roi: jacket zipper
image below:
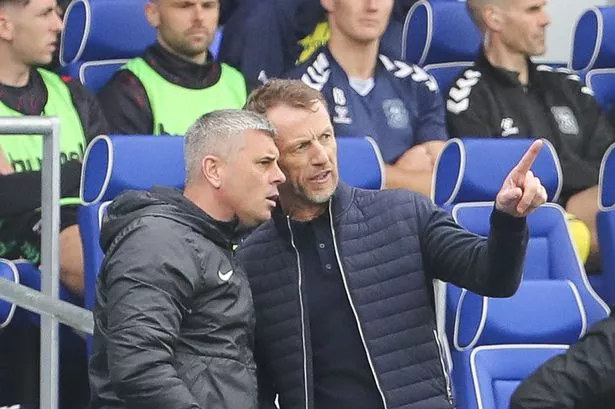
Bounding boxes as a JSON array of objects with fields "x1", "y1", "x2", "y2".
[
  {"x1": 327, "y1": 205, "x2": 389, "y2": 409},
  {"x1": 433, "y1": 329, "x2": 454, "y2": 404},
  {"x1": 287, "y1": 217, "x2": 310, "y2": 409}
]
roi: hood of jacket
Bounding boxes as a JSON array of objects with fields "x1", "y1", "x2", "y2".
[{"x1": 100, "y1": 186, "x2": 239, "y2": 252}]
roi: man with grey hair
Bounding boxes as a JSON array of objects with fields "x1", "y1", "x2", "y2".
[
  {"x1": 88, "y1": 109, "x2": 285, "y2": 409},
  {"x1": 446, "y1": 0, "x2": 615, "y2": 272}
]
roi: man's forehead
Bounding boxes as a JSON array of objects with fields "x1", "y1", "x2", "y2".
[{"x1": 268, "y1": 103, "x2": 331, "y2": 134}]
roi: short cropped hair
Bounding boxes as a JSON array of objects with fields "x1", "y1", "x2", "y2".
[
  {"x1": 245, "y1": 79, "x2": 328, "y2": 115},
  {"x1": 0, "y1": 0, "x2": 30, "y2": 7},
  {"x1": 184, "y1": 109, "x2": 276, "y2": 184}
]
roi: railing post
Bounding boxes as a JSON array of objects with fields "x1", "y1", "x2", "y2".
[{"x1": 0, "y1": 117, "x2": 61, "y2": 409}]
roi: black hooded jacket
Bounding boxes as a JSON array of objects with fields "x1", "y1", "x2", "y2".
[{"x1": 88, "y1": 187, "x2": 257, "y2": 409}]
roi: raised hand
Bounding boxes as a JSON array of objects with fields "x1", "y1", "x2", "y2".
[{"x1": 495, "y1": 139, "x2": 548, "y2": 217}]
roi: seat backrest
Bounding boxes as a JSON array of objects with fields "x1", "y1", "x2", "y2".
[
  {"x1": 599, "y1": 142, "x2": 615, "y2": 211},
  {"x1": 584, "y1": 68, "x2": 615, "y2": 112},
  {"x1": 0, "y1": 259, "x2": 19, "y2": 328},
  {"x1": 596, "y1": 143, "x2": 615, "y2": 306},
  {"x1": 336, "y1": 136, "x2": 385, "y2": 190},
  {"x1": 60, "y1": 0, "x2": 154, "y2": 90},
  {"x1": 60, "y1": 0, "x2": 154, "y2": 67},
  {"x1": 402, "y1": 0, "x2": 481, "y2": 66},
  {"x1": 432, "y1": 138, "x2": 562, "y2": 206},
  {"x1": 79, "y1": 134, "x2": 186, "y2": 302},
  {"x1": 451, "y1": 203, "x2": 609, "y2": 326},
  {"x1": 424, "y1": 61, "x2": 474, "y2": 95},
  {"x1": 64, "y1": 60, "x2": 129, "y2": 93},
  {"x1": 468, "y1": 345, "x2": 568, "y2": 409},
  {"x1": 570, "y1": 6, "x2": 615, "y2": 73},
  {"x1": 80, "y1": 135, "x2": 186, "y2": 205}
]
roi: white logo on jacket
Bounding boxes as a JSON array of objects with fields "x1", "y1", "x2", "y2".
[
  {"x1": 383, "y1": 99, "x2": 409, "y2": 129},
  {"x1": 551, "y1": 106, "x2": 579, "y2": 135},
  {"x1": 331, "y1": 87, "x2": 352, "y2": 124},
  {"x1": 500, "y1": 118, "x2": 520, "y2": 137},
  {"x1": 447, "y1": 69, "x2": 482, "y2": 114},
  {"x1": 301, "y1": 53, "x2": 330, "y2": 92},
  {"x1": 218, "y1": 269, "x2": 234, "y2": 282}
]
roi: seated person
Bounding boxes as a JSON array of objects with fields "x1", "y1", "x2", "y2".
[
  {"x1": 285, "y1": 0, "x2": 447, "y2": 196},
  {"x1": 0, "y1": 0, "x2": 107, "y2": 297},
  {"x1": 219, "y1": 0, "x2": 413, "y2": 91},
  {"x1": 446, "y1": 0, "x2": 615, "y2": 270},
  {"x1": 509, "y1": 309, "x2": 615, "y2": 409},
  {"x1": 98, "y1": 0, "x2": 247, "y2": 135}
]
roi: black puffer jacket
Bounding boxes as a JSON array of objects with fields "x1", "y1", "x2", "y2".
[{"x1": 88, "y1": 187, "x2": 257, "y2": 409}]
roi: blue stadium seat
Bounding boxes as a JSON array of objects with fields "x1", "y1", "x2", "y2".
[
  {"x1": 336, "y1": 136, "x2": 385, "y2": 190},
  {"x1": 60, "y1": 0, "x2": 154, "y2": 90},
  {"x1": 432, "y1": 138, "x2": 610, "y2": 409},
  {"x1": 402, "y1": 0, "x2": 481, "y2": 66},
  {"x1": 79, "y1": 134, "x2": 186, "y2": 354},
  {"x1": 585, "y1": 68, "x2": 615, "y2": 112},
  {"x1": 597, "y1": 143, "x2": 615, "y2": 306},
  {"x1": 433, "y1": 138, "x2": 563, "y2": 207},
  {"x1": 445, "y1": 258, "x2": 601, "y2": 409},
  {"x1": 10, "y1": 260, "x2": 82, "y2": 326},
  {"x1": 0, "y1": 259, "x2": 19, "y2": 329},
  {"x1": 425, "y1": 61, "x2": 475, "y2": 99},
  {"x1": 59, "y1": 0, "x2": 223, "y2": 91},
  {"x1": 570, "y1": 6, "x2": 615, "y2": 74},
  {"x1": 469, "y1": 345, "x2": 568, "y2": 409}
]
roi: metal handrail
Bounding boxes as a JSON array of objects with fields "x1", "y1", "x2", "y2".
[{"x1": 0, "y1": 117, "x2": 71, "y2": 409}]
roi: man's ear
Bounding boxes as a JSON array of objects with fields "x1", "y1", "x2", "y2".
[
  {"x1": 144, "y1": 1, "x2": 160, "y2": 29},
  {"x1": 483, "y1": 4, "x2": 504, "y2": 32},
  {"x1": 320, "y1": 0, "x2": 334, "y2": 14},
  {"x1": 201, "y1": 155, "x2": 223, "y2": 189},
  {"x1": 0, "y1": 10, "x2": 15, "y2": 42}
]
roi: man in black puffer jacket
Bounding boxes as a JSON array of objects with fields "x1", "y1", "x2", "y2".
[
  {"x1": 88, "y1": 110, "x2": 286, "y2": 409},
  {"x1": 237, "y1": 79, "x2": 547, "y2": 409}
]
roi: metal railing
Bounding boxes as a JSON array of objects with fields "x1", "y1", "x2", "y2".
[{"x1": 0, "y1": 117, "x2": 94, "y2": 409}]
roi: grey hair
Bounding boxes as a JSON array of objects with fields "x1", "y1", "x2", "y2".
[{"x1": 184, "y1": 109, "x2": 276, "y2": 184}]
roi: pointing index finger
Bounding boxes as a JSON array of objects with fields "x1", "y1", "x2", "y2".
[{"x1": 514, "y1": 139, "x2": 544, "y2": 174}]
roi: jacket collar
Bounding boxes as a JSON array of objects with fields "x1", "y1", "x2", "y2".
[
  {"x1": 476, "y1": 47, "x2": 539, "y2": 88},
  {"x1": 271, "y1": 182, "x2": 355, "y2": 240}
]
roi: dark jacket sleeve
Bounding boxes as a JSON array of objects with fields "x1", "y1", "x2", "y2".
[
  {"x1": 66, "y1": 78, "x2": 109, "y2": 141},
  {"x1": 509, "y1": 313, "x2": 615, "y2": 409},
  {"x1": 97, "y1": 70, "x2": 154, "y2": 134},
  {"x1": 416, "y1": 195, "x2": 528, "y2": 297},
  {"x1": 0, "y1": 160, "x2": 81, "y2": 218},
  {"x1": 101, "y1": 220, "x2": 202, "y2": 409},
  {"x1": 446, "y1": 82, "x2": 498, "y2": 138}
]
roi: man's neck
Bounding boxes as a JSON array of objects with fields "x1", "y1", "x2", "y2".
[
  {"x1": 327, "y1": 33, "x2": 379, "y2": 80},
  {"x1": 282, "y1": 200, "x2": 328, "y2": 222},
  {"x1": 157, "y1": 35, "x2": 207, "y2": 65},
  {"x1": 484, "y1": 42, "x2": 530, "y2": 85},
  {"x1": 184, "y1": 183, "x2": 234, "y2": 222},
  {"x1": 0, "y1": 54, "x2": 32, "y2": 87}
]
